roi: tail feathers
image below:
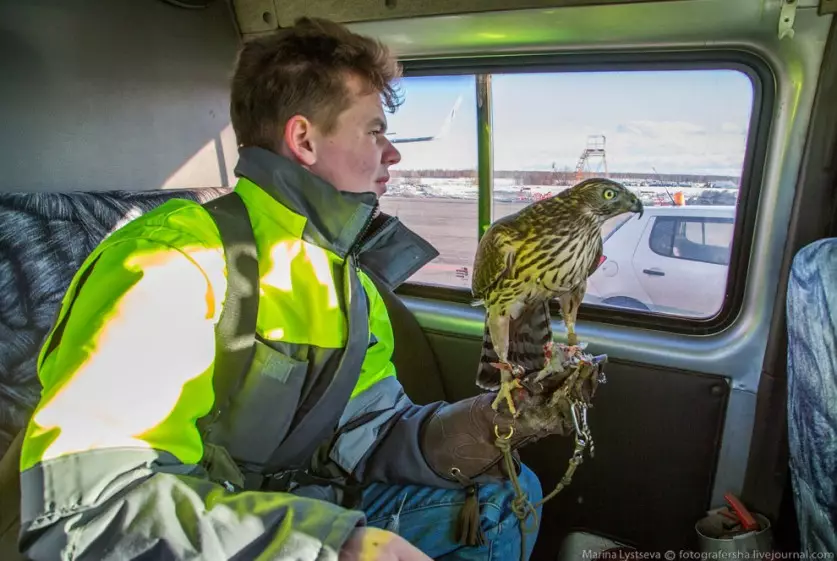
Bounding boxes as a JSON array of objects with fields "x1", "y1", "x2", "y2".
[{"x1": 474, "y1": 301, "x2": 553, "y2": 390}]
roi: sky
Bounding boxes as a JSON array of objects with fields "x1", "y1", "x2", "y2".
[{"x1": 384, "y1": 69, "x2": 754, "y2": 177}]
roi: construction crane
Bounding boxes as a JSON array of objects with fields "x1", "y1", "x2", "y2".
[{"x1": 574, "y1": 135, "x2": 609, "y2": 182}]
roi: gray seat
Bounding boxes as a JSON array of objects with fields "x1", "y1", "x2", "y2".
[
  {"x1": 373, "y1": 282, "x2": 447, "y2": 405},
  {"x1": 786, "y1": 237, "x2": 837, "y2": 554}
]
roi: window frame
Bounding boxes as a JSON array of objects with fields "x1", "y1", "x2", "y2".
[{"x1": 391, "y1": 50, "x2": 774, "y2": 336}]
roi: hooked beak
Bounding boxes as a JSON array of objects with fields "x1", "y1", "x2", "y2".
[{"x1": 631, "y1": 196, "x2": 644, "y2": 219}]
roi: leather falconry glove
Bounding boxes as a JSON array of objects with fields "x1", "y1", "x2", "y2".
[
  {"x1": 418, "y1": 356, "x2": 604, "y2": 546},
  {"x1": 420, "y1": 357, "x2": 602, "y2": 484}
]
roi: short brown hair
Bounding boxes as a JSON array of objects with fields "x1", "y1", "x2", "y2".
[{"x1": 230, "y1": 17, "x2": 403, "y2": 150}]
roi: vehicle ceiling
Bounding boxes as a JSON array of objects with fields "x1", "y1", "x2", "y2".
[
  {"x1": 233, "y1": 0, "x2": 685, "y2": 33},
  {"x1": 233, "y1": 0, "x2": 830, "y2": 62}
]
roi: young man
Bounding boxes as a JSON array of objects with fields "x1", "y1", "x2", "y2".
[{"x1": 17, "y1": 17, "x2": 568, "y2": 561}]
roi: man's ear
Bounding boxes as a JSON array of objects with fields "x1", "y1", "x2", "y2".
[{"x1": 281, "y1": 115, "x2": 318, "y2": 166}]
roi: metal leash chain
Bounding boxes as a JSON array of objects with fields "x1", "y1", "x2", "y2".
[{"x1": 494, "y1": 398, "x2": 595, "y2": 561}]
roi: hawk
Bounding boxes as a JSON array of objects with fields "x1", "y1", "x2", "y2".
[{"x1": 472, "y1": 178, "x2": 643, "y2": 415}]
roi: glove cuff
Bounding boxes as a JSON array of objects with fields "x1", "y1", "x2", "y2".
[{"x1": 419, "y1": 392, "x2": 552, "y2": 484}]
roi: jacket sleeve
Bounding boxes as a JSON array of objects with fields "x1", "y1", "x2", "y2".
[
  {"x1": 331, "y1": 377, "x2": 455, "y2": 489},
  {"x1": 327, "y1": 275, "x2": 457, "y2": 489},
  {"x1": 18, "y1": 229, "x2": 363, "y2": 561}
]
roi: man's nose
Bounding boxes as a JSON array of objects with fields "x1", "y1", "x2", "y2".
[{"x1": 383, "y1": 140, "x2": 401, "y2": 166}]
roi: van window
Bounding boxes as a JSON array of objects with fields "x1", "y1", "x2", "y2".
[
  {"x1": 378, "y1": 75, "x2": 478, "y2": 289},
  {"x1": 379, "y1": 65, "x2": 755, "y2": 323}
]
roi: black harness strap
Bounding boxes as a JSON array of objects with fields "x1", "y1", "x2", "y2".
[
  {"x1": 197, "y1": 192, "x2": 261, "y2": 438},
  {"x1": 198, "y1": 192, "x2": 366, "y2": 509},
  {"x1": 256, "y1": 408, "x2": 381, "y2": 508}
]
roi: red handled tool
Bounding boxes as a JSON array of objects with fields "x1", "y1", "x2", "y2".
[{"x1": 723, "y1": 492, "x2": 759, "y2": 532}]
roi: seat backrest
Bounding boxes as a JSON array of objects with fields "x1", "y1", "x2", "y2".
[
  {"x1": 372, "y1": 281, "x2": 448, "y2": 405},
  {"x1": 786, "y1": 237, "x2": 837, "y2": 554},
  {"x1": 0, "y1": 429, "x2": 23, "y2": 560}
]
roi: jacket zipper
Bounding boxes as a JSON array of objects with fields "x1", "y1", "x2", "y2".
[
  {"x1": 350, "y1": 204, "x2": 395, "y2": 267},
  {"x1": 351, "y1": 215, "x2": 375, "y2": 268}
]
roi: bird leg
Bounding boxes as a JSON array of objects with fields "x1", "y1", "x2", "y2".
[
  {"x1": 490, "y1": 363, "x2": 524, "y2": 417},
  {"x1": 558, "y1": 284, "x2": 585, "y2": 347},
  {"x1": 487, "y1": 313, "x2": 524, "y2": 416},
  {"x1": 561, "y1": 306, "x2": 578, "y2": 346}
]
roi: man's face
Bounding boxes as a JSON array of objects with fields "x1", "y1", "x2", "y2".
[{"x1": 298, "y1": 74, "x2": 401, "y2": 198}]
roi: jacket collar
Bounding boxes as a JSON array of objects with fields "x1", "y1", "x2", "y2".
[
  {"x1": 234, "y1": 146, "x2": 378, "y2": 258},
  {"x1": 233, "y1": 146, "x2": 440, "y2": 289}
]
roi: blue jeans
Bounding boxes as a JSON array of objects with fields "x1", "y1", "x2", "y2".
[
  {"x1": 787, "y1": 238, "x2": 837, "y2": 554},
  {"x1": 360, "y1": 463, "x2": 543, "y2": 560}
]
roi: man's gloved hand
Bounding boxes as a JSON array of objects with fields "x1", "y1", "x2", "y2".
[{"x1": 419, "y1": 357, "x2": 602, "y2": 485}]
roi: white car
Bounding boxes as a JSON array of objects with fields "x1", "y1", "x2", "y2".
[{"x1": 585, "y1": 205, "x2": 737, "y2": 318}]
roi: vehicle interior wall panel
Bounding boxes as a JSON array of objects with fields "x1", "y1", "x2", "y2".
[
  {"x1": 0, "y1": 0, "x2": 241, "y2": 193},
  {"x1": 424, "y1": 327, "x2": 730, "y2": 553},
  {"x1": 526, "y1": 360, "x2": 730, "y2": 554}
]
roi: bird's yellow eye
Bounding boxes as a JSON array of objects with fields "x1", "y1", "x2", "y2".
[{"x1": 603, "y1": 189, "x2": 616, "y2": 200}]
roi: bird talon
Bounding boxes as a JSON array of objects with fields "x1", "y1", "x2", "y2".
[{"x1": 491, "y1": 377, "x2": 523, "y2": 416}]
